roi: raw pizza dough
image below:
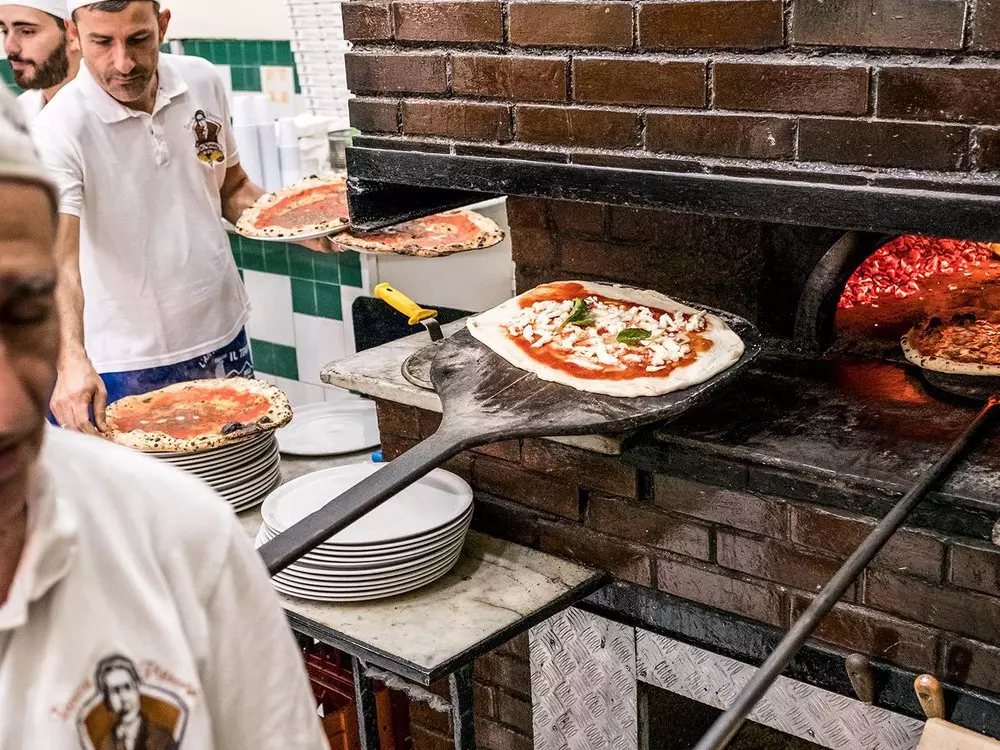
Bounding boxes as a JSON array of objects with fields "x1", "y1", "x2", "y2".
[
  {"x1": 331, "y1": 209, "x2": 505, "y2": 257},
  {"x1": 105, "y1": 378, "x2": 293, "y2": 453},
  {"x1": 467, "y1": 280, "x2": 745, "y2": 398},
  {"x1": 901, "y1": 308, "x2": 1000, "y2": 376},
  {"x1": 236, "y1": 175, "x2": 350, "y2": 239}
]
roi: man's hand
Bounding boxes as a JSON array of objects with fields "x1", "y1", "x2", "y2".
[
  {"x1": 50, "y1": 350, "x2": 108, "y2": 435},
  {"x1": 299, "y1": 235, "x2": 342, "y2": 254}
]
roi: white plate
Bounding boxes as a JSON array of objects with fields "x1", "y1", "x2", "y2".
[
  {"x1": 262, "y1": 463, "x2": 472, "y2": 545},
  {"x1": 271, "y1": 535, "x2": 466, "y2": 580},
  {"x1": 156, "y1": 433, "x2": 275, "y2": 467},
  {"x1": 271, "y1": 550, "x2": 462, "y2": 602},
  {"x1": 203, "y1": 447, "x2": 280, "y2": 490},
  {"x1": 236, "y1": 221, "x2": 351, "y2": 243},
  {"x1": 258, "y1": 505, "x2": 473, "y2": 558},
  {"x1": 277, "y1": 401, "x2": 380, "y2": 457},
  {"x1": 220, "y1": 464, "x2": 281, "y2": 504}
]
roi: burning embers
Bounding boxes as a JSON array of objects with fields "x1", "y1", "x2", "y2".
[{"x1": 840, "y1": 236, "x2": 1000, "y2": 309}]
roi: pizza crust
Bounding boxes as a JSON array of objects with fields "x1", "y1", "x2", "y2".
[
  {"x1": 331, "y1": 210, "x2": 506, "y2": 258},
  {"x1": 467, "y1": 281, "x2": 745, "y2": 398},
  {"x1": 105, "y1": 378, "x2": 293, "y2": 453},
  {"x1": 901, "y1": 311, "x2": 1000, "y2": 376},
  {"x1": 236, "y1": 175, "x2": 351, "y2": 240}
]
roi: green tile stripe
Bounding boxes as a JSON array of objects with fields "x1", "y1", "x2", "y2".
[
  {"x1": 180, "y1": 39, "x2": 299, "y2": 93},
  {"x1": 250, "y1": 338, "x2": 298, "y2": 380}
]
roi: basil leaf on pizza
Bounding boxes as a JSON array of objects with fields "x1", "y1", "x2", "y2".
[
  {"x1": 467, "y1": 281, "x2": 745, "y2": 398},
  {"x1": 104, "y1": 378, "x2": 293, "y2": 453}
]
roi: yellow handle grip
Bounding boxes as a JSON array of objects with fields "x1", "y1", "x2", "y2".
[{"x1": 375, "y1": 283, "x2": 438, "y2": 327}]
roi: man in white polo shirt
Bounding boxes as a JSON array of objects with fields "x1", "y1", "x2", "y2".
[
  {"x1": 0, "y1": 0, "x2": 80, "y2": 120},
  {"x1": 34, "y1": 0, "x2": 333, "y2": 434},
  {"x1": 0, "y1": 84, "x2": 327, "y2": 749}
]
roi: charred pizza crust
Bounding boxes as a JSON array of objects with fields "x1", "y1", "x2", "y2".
[
  {"x1": 331, "y1": 210, "x2": 505, "y2": 258},
  {"x1": 467, "y1": 281, "x2": 745, "y2": 398},
  {"x1": 902, "y1": 308, "x2": 1000, "y2": 376},
  {"x1": 105, "y1": 378, "x2": 293, "y2": 453},
  {"x1": 236, "y1": 175, "x2": 350, "y2": 239}
]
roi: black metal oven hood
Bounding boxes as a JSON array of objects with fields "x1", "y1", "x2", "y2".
[{"x1": 345, "y1": 145, "x2": 1000, "y2": 242}]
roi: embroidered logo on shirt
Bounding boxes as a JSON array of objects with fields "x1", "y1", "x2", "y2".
[
  {"x1": 75, "y1": 655, "x2": 189, "y2": 750},
  {"x1": 187, "y1": 109, "x2": 225, "y2": 165}
]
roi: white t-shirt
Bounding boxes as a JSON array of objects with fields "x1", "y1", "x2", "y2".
[
  {"x1": 32, "y1": 54, "x2": 250, "y2": 372},
  {"x1": 16, "y1": 89, "x2": 45, "y2": 121},
  {"x1": 0, "y1": 429, "x2": 327, "y2": 749}
]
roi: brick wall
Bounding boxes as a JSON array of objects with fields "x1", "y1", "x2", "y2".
[
  {"x1": 377, "y1": 398, "x2": 1000, "y2": 749},
  {"x1": 344, "y1": 0, "x2": 1000, "y2": 175}
]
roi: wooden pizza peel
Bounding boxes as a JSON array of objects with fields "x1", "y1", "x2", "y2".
[{"x1": 258, "y1": 284, "x2": 762, "y2": 574}]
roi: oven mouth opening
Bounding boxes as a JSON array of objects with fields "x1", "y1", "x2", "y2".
[{"x1": 833, "y1": 235, "x2": 1000, "y2": 360}]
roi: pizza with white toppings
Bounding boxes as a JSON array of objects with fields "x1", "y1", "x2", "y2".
[
  {"x1": 902, "y1": 308, "x2": 1000, "y2": 376},
  {"x1": 467, "y1": 281, "x2": 745, "y2": 397}
]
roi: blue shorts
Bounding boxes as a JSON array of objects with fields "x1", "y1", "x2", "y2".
[{"x1": 101, "y1": 329, "x2": 255, "y2": 405}]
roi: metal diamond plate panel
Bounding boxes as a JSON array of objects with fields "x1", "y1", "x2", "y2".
[
  {"x1": 636, "y1": 631, "x2": 924, "y2": 750},
  {"x1": 531, "y1": 608, "x2": 638, "y2": 750}
]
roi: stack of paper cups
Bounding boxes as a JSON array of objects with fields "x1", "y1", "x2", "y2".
[
  {"x1": 254, "y1": 95, "x2": 282, "y2": 193},
  {"x1": 232, "y1": 95, "x2": 263, "y2": 188},
  {"x1": 277, "y1": 118, "x2": 302, "y2": 188}
]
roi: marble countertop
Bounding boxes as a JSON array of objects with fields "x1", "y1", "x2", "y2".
[
  {"x1": 241, "y1": 455, "x2": 604, "y2": 684},
  {"x1": 320, "y1": 320, "x2": 627, "y2": 456}
]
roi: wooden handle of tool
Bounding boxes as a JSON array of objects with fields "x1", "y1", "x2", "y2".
[
  {"x1": 375, "y1": 283, "x2": 438, "y2": 326},
  {"x1": 915, "y1": 674, "x2": 946, "y2": 720},
  {"x1": 845, "y1": 654, "x2": 874, "y2": 704}
]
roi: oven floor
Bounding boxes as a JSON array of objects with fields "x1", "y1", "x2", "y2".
[{"x1": 642, "y1": 686, "x2": 824, "y2": 749}]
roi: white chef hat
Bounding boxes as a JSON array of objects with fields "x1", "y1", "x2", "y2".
[
  {"x1": 0, "y1": 86, "x2": 58, "y2": 212},
  {"x1": 66, "y1": 0, "x2": 163, "y2": 13},
  {"x1": 0, "y1": 1, "x2": 70, "y2": 20}
]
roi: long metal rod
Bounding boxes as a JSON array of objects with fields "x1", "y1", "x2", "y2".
[
  {"x1": 258, "y1": 429, "x2": 466, "y2": 575},
  {"x1": 694, "y1": 396, "x2": 999, "y2": 750}
]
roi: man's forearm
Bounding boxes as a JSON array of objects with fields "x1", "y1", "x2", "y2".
[
  {"x1": 221, "y1": 165, "x2": 264, "y2": 226},
  {"x1": 53, "y1": 216, "x2": 87, "y2": 362}
]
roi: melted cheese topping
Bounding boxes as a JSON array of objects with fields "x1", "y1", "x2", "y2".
[{"x1": 504, "y1": 296, "x2": 707, "y2": 373}]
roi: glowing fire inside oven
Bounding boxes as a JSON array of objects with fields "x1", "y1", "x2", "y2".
[{"x1": 839, "y1": 236, "x2": 1000, "y2": 309}]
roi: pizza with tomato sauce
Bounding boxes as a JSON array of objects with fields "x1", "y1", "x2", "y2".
[
  {"x1": 467, "y1": 281, "x2": 745, "y2": 397},
  {"x1": 330, "y1": 210, "x2": 505, "y2": 257},
  {"x1": 902, "y1": 308, "x2": 1000, "y2": 376},
  {"x1": 105, "y1": 378, "x2": 293, "y2": 453},
  {"x1": 236, "y1": 175, "x2": 350, "y2": 239}
]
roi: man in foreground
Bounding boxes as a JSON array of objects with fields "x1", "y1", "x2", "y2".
[
  {"x1": 0, "y1": 0, "x2": 80, "y2": 120},
  {"x1": 0, "y1": 87, "x2": 326, "y2": 748},
  {"x1": 35, "y1": 0, "x2": 334, "y2": 434}
]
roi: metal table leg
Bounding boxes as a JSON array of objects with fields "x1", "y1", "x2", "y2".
[
  {"x1": 352, "y1": 657, "x2": 381, "y2": 750},
  {"x1": 449, "y1": 664, "x2": 476, "y2": 749}
]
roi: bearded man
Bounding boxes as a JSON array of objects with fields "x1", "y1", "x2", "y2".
[{"x1": 0, "y1": 1, "x2": 80, "y2": 120}]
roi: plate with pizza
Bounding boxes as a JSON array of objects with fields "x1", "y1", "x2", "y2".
[
  {"x1": 104, "y1": 377, "x2": 293, "y2": 453},
  {"x1": 902, "y1": 308, "x2": 1000, "y2": 377},
  {"x1": 330, "y1": 209, "x2": 505, "y2": 258},
  {"x1": 467, "y1": 281, "x2": 745, "y2": 398},
  {"x1": 236, "y1": 175, "x2": 351, "y2": 241}
]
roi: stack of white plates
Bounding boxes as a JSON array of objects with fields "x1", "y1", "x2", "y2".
[
  {"x1": 257, "y1": 463, "x2": 473, "y2": 602},
  {"x1": 277, "y1": 400, "x2": 380, "y2": 457},
  {"x1": 151, "y1": 431, "x2": 281, "y2": 512}
]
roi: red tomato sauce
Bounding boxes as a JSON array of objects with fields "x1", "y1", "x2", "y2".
[
  {"x1": 511, "y1": 282, "x2": 713, "y2": 381},
  {"x1": 353, "y1": 214, "x2": 468, "y2": 245},
  {"x1": 255, "y1": 185, "x2": 349, "y2": 229},
  {"x1": 112, "y1": 386, "x2": 271, "y2": 439}
]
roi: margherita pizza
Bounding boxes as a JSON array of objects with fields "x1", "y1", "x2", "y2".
[
  {"x1": 105, "y1": 378, "x2": 293, "y2": 453},
  {"x1": 237, "y1": 175, "x2": 350, "y2": 239},
  {"x1": 467, "y1": 281, "x2": 745, "y2": 397},
  {"x1": 902, "y1": 308, "x2": 1000, "y2": 376},
  {"x1": 331, "y1": 210, "x2": 505, "y2": 257}
]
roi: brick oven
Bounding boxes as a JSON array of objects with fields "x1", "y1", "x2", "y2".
[{"x1": 335, "y1": 1, "x2": 1000, "y2": 748}]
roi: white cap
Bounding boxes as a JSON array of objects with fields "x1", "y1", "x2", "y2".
[
  {"x1": 0, "y1": 86, "x2": 58, "y2": 211},
  {"x1": 0, "y1": 1, "x2": 69, "y2": 19},
  {"x1": 66, "y1": 0, "x2": 161, "y2": 13}
]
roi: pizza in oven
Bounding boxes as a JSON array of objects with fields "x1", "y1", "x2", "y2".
[
  {"x1": 467, "y1": 281, "x2": 745, "y2": 397},
  {"x1": 237, "y1": 175, "x2": 350, "y2": 239},
  {"x1": 105, "y1": 378, "x2": 293, "y2": 453},
  {"x1": 330, "y1": 210, "x2": 505, "y2": 257},
  {"x1": 902, "y1": 308, "x2": 1000, "y2": 376}
]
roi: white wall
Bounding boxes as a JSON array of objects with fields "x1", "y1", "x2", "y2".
[{"x1": 165, "y1": 0, "x2": 291, "y2": 39}]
